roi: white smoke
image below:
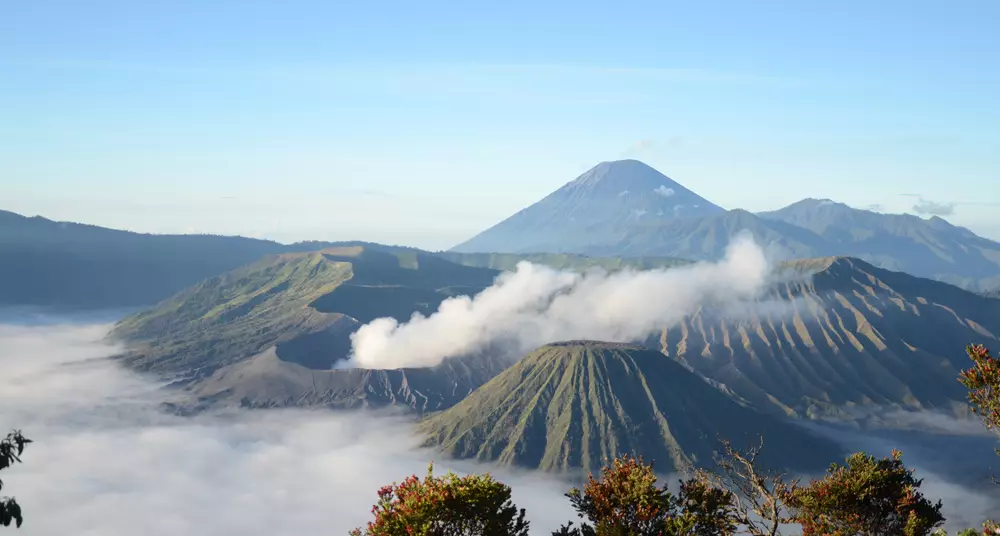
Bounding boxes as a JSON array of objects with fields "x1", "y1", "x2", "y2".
[{"x1": 348, "y1": 233, "x2": 771, "y2": 369}]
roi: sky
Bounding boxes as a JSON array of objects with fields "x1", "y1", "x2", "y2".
[{"x1": 3, "y1": 0, "x2": 999, "y2": 249}]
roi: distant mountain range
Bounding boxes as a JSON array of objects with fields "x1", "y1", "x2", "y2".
[
  {"x1": 420, "y1": 341, "x2": 842, "y2": 474},
  {"x1": 111, "y1": 242, "x2": 997, "y2": 428},
  {"x1": 104, "y1": 241, "x2": 996, "y2": 474},
  {"x1": 453, "y1": 160, "x2": 1000, "y2": 292},
  {"x1": 0, "y1": 209, "x2": 286, "y2": 308}
]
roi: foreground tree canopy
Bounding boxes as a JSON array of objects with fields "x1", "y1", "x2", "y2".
[
  {"x1": 349, "y1": 462, "x2": 529, "y2": 536},
  {"x1": 354, "y1": 343, "x2": 1000, "y2": 535},
  {"x1": 0, "y1": 431, "x2": 31, "y2": 529}
]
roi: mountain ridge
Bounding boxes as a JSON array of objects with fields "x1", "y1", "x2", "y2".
[{"x1": 450, "y1": 161, "x2": 1000, "y2": 291}]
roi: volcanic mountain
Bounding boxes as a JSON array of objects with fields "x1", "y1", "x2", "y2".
[
  {"x1": 451, "y1": 159, "x2": 725, "y2": 254},
  {"x1": 450, "y1": 163, "x2": 1000, "y2": 291},
  {"x1": 420, "y1": 341, "x2": 843, "y2": 475},
  {"x1": 647, "y1": 256, "x2": 1000, "y2": 423},
  {"x1": 110, "y1": 245, "x2": 506, "y2": 413}
]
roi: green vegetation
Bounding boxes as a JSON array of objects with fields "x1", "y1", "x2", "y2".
[
  {"x1": 785, "y1": 450, "x2": 944, "y2": 536},
  {"x1": 112, "y1": 250, "x2": 355, "y2": 376},
  {"x1": 556, "y1": 455, "x2": 737, "y2": 536},
  {"x1": 111, "y1": 246, "x2": 499, "y2": 379},
  {"x1": 420, "y1": 342, "x2": 842, "y2": 475},
  {"x1": 358, "y1": 442, "x2": 956, "y2": 536},
  {"x1": 350, "y1": 463, "x2": 529, "y2": 536},
  {"x1": 437, "y1": 252, "x2": 692, "y2": 273},
  {"x1": 0, "y1": 431, "x2": 31, "y2": 529}
]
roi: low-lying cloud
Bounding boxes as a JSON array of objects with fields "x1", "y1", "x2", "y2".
[
  {"x1": 0, "y1": 316, "x2": 576, "y2": 535},
  {"x1": 1, "y1": 313, "x2": 996, "y2": 534},
  {"x1": 347, "y1": 233, "x2": 772, "y2": 369}
]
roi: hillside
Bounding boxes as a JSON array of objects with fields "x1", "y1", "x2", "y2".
[
  {"x1": 650, "y1": 256, "x2": 1000, "y2": 422},
  {"x1": 758, "y1": 199, "x2": 1000, "y2": 291},
  {"x1": 0, "y1": 209, "x2": 286, "y2": 308},
  {"x1": 437, "y1": 251, "x2": 691, "y2": 272},
  {"x1": 584, "y1": 208, "x2": 833, "y2": 262},
  {"x1": 110, "y1": 246, "x2": 501, "y2": 382},
  {"x1": 420, "y1": 341, "x2": 842, "y2": 475},
  {"x1": 452, "y1": 160, "x2": 725, "y2": 254},
  {"x1": 171, "y1": 346, "x2": 508, "y2": 414},
  {"x1": 449, "y1": 162, "x2": 1000, "y2": 290}
]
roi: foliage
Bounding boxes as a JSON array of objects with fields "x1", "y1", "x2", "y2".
[
  {"x1": 350, "y1": 462, "x2": 529, "y2": 536},
  {"x1": 785, "y1": 450, "x2": 944, "y2": 536},
  {"x1": 959, "y1": 344, "x2": 1000, "y2": 434},
  {"x1": 555, "y1": 454, "x2": 737, "y2": 536},
  {"x1": 958, "y1": 343, "x2": 1000, "y2": 532},
  {"x1": 0, "y1": 431, "x2": 31, "y2": 529}
]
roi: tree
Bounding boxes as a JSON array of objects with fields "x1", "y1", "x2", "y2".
[
  {"x1": 785, "y1": 449, "x2": 944, "y2": 536},
  {"x1": 0, "y1": 431, "x2": 31, "y2": 529},
  {"x1": 958, "y1": 343, "x2": 1000, "y2": 533},
  {"x1": 710, "y1": 437, "x2": 797, "y2": 536},
  {"x1": 351, "y1": 462, "x2": 529, "y2": 536},
  {"x1": 555, "y1": 454, "x2": 737, "y2": 536}
]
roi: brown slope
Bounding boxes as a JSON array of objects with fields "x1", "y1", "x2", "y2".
[{"x1": 651, "y1": 257, "x2": 1000, "y2": 422}]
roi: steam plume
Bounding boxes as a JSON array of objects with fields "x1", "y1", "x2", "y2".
[{"x1": 348, "y1": 233, "x2": 770, "y2": 369}]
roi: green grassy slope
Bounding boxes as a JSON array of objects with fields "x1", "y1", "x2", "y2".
[
  {"x1": 651, "y1": 256, "x2": 1000, "y2": 422},
  {"x1": 110, "y1": 246, "x2": 501, "y2": 380},
  {"x1": 420, "y1": 341, "x2": 842, "y2": 475}
]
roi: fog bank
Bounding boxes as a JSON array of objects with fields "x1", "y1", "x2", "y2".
[{"x1": 0, "y1": 314, "x2": 574, "y2": 535}]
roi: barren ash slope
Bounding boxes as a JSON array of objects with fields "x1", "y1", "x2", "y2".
[
  {"x1": 650, "y1": 255, "x2": 1000, "y2": 424},
  {"x1": 109, "y1": 245, "x2": 508, "y2": 413},
  {"x1": 420, "y1": 341, "x2": 843, "y2": 475}
]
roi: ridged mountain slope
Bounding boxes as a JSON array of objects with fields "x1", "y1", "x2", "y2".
[
  {"x1": 420, "y1": 341, "x2": 842, "y2": 475},
  {"x1": 111, "y1": 246, "x2": 500, "y2": 382},
  {"x1": 651, "y1": 256, "x2": 1000, "y2": 422}
]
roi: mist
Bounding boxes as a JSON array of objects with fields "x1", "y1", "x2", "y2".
[
  {"x1": 0, "y1": 314, "x2": 576, "y2": 535},
  {"x1": 348, "y1": 233, "x2": 775, "y2": 369}
]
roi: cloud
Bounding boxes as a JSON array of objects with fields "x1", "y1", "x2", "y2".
[
  {"x1": 0, "y1": 315, "x2": 577, "y2": 535},
  {"x1": 864, "y1": 203, "x2": 885, "y2": 212},
  {"x1": 347, "y1": 233, "x2": 773, "y2": 369},
  {"x1": 653, "y1": 185, "x2": 676, "y2": 198},
  {"x1": 3, "y1": 313, "x2": 997, "y2": 534},
  {"x1": 912, "y1": 198, "x2": 957, "y2": 216}
]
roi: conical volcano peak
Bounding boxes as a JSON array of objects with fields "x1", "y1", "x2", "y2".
[
  {"x1": 420, "y1": 339, "x2": 843, "y2": 474},
  {"x1": 451, "y1": 160, "x2": 725, "y2": 254},
  {"x1": 567, "y1": 159, "x2": 695, "y2": 195}
]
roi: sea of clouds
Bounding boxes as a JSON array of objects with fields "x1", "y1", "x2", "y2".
[{"x1": 0, "y1": 315, "x2": 578, "y2": 535}]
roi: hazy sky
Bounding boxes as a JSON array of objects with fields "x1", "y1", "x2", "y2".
[{"x1": 3, "y1": 0, "x2": 999, "y2": 249}]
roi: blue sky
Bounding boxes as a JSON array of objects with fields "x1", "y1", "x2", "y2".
[{"x1": 3, "y1": 0, "x2": 999, "y2": 248}]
